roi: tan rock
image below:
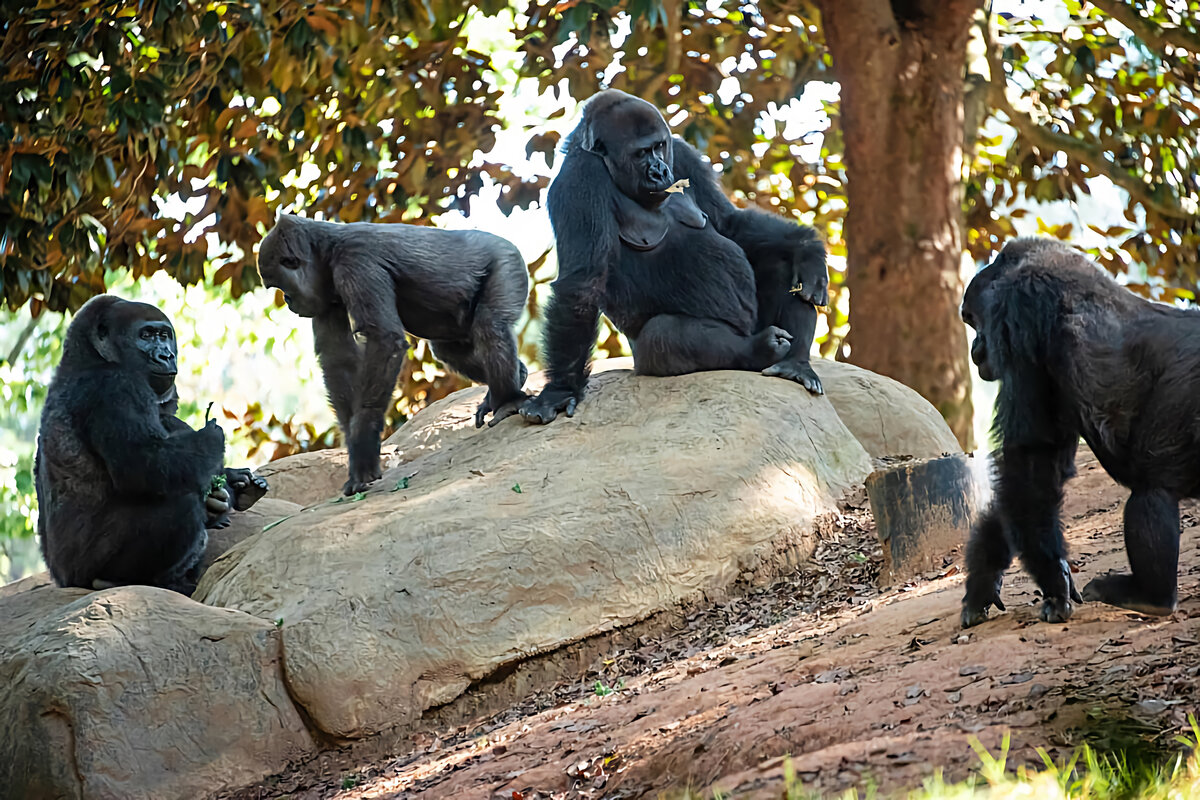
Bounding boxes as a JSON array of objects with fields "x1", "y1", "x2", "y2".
[
  {"x1": 198, "y1": 361, "x2": 958, "y2": 738},
  {"x1": 811, "y1": 359, "x2": 962, "y2": 461},
  {"x1": 0, "y1": 585, "x2": 314, "y2": 800},
  {"x1": 199, "y1": 496, "x2": 303, "y2": 577}
]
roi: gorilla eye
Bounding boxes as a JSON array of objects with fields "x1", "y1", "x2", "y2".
[{"x1": 281, "y1": 256, "x2": 301, "y2": 270}]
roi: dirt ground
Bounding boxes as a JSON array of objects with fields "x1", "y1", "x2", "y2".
[{"x1": 227, "y1": 450, "x2": 1200, "y2": 799}]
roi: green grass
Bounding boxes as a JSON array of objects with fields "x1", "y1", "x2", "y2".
[{"x1": 670, "y1": 716, "x2": 1200, "y2": 800}]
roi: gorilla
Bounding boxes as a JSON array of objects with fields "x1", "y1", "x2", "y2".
[
  {"x1": 36, "y1": 296, "x2": 268, "y2": 595},
  {"x1": 520, "y1": 89, "x2": 829, "y2": 424},
  {"x1": 257, "y1": 215, "x2": 530, "y2": 495},
  {"x1": 961, "y1": 237, "x2": 1200, "y2": 628}
]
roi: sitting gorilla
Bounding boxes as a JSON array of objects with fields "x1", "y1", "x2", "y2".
[
  {"x1": 961, "y1": 237, "x2": 1200, "y2": 627},
  {"x1": 36, "y1": 296, "x2": 267, "y2": 595},
  {"x1": 521, "y1": 89, "x2": 829, "y2": 424}
]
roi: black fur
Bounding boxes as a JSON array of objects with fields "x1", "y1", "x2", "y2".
[
  {"x1": 520, "y1": 89, "x2": 830, "y2": 424},
  {"x1": 961, "y1": 237, "x2": 1200, "y2": 628},
  {"x1": 257, "y1": 216, "x2": 530, "y2": 495},
  {"x1": 35, "y1": 296, "x2": 266, "y2": 595}
]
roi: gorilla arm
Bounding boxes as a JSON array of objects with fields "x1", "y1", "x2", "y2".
[
  {"x1": 520, "y1": 151, "x2": 619, "y2": 424},
  {"x1": 87, "y1": 373, "x2": 225, "y2": 496},
  {"x1": 320, "y1": 268, "x2": 407, "y2": 494},
  {"x1": 670, "y1": 141, "x2": 828, "y2": 307}
]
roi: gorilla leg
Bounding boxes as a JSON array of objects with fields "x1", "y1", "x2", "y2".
[
  {"x1": 432, "y1": 337, "x2": 529, "y2": 428},
  {"x1": 962, "y1": 443, "x2": 1080, "y2": 627},
  {"x1": 433, "y1": 257, "x2": 530, "y2": 427},
  {"x1": 961, "y1": 510, "x2": 1012, "y2": 628},
  {"x1": 1082, "y1": 488, "x2": 1180, "y2": 615},
  {"x1": 756, "y1": 273, "x2": 823, "y2": 394},
  {"x1": 92, "y1": 494, "x2": 208, "y2": 595},
  {"x1": 634, "y1": 315, "x2": 792, "y2": 375},
  {"x1": 1002, "y1": 444, "x2": 1081, "y2": 623}
]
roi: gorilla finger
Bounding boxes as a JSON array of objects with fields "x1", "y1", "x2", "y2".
[
  {"x1": 209, "y1": 487, "x2": 230, "y2": 502},
  {"x1": 486, "y1": 401, "x2": 525, "y2": 427},
  {"x1": 993, "y1": 597, "x2": 1006, "y2": 612},
  {"x1": 565, "y1": 397, "x2": 577, "y2": 417},
  {"x1": 206, "y1": 496, "x2": 231, "y2": 514}
]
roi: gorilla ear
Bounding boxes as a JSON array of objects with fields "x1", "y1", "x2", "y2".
[
  {"x1": 89, "y1": 316, "x2": 122, "y2": 363},
  {"x1": 576, "y1": 123, "x2": 606, "y2": 156}
]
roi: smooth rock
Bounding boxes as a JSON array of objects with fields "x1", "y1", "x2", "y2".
[
  {"x1": 198, "y1": 361, "x2": 958, "y2": 738},
  {"x1": 0, "y1": 585, "x2": 314, "y2": 800}
]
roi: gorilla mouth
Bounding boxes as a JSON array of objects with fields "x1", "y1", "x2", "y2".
[{"x1": 149, "y1": 371, "x2": 176, "y2": 395}]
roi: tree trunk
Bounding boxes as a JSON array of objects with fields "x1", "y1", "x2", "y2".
[{"x1": 818, "y1": 0, "x2": 980, "y2": 450}]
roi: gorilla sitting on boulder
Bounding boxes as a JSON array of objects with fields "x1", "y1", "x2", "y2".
[
  {"x1": 521, "y1": 89, "x2": 830, "y2": 424},
  {"x1": 36, "y1": 296, "x2": 267, "y2": 595}
]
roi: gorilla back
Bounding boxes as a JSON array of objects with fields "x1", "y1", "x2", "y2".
[
  {"x1": 36, "y1": 296, "x2": 227, "y2": 594},
  {"x1": 960, "y1": 237, "x2": 1200, "y2": 627}
]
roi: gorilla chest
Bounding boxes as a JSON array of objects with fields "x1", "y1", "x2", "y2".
[{"x1": 604, "y1": 221, "x2": 757, "y2": 332}]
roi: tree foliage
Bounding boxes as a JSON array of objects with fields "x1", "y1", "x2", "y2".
[{"x1": 0, "y1": 0, "x2": 545, "y2": 313}]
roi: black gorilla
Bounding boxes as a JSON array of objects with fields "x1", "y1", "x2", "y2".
[
  {"x1": 257, "y1": 215, "x2": 530, "y2": 495},
  {"x1": 36, "y1": 296, "x2": 267, "y2": 595},
  {"x1": 961, "y1": 237, "x2": 1200, "y2": 628},
  {"x1": 520, "y1": 89, "x2": 830, "y2": 424}
]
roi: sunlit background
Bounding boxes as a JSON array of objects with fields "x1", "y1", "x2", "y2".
[{"x1": 0, "y1": 0, "x2": 1177, "y2": 581}]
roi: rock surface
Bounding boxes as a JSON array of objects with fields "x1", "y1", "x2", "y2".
[
  {"x1": 0, "y1": 585, "x2": 314, "y2": 800},
  {"x1": 200, "y1": 496, "x2": 303, "y2": 575},
  {"x1": 197, "y1": 359, "x2": 960, "y2": 739}
]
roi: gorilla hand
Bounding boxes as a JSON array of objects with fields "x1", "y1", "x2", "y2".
[
  {"x1": 961, "y1": 570, "x2": 1006, "y2": 628},
  {"x1": 205, "y1": 484, "x2": 233, "y2": 530},
  {"x1": 519, "y1": 384, "x2": 582, "y2": 425},
  {"x1": 343, "y1": 414, "x2": 383, "y2": 495},
  {"x1": 225, "y1": 467, "x2": 269, "y2": 511},
  {"x1": 790, "y1": 250, "x2": 829, "y2": 308}
]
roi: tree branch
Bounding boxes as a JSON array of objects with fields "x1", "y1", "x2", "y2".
[
  {"x1": 4, "y1": 316, "x2": 39, "y2": 366},
  {"x1": 986, "y1": 41, "x2": 1188, "y2": 219},
  {"x1": 1087, "y1": 0, "x2": 1200, "y2": 55}
]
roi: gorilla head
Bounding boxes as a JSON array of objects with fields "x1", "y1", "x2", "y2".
[
  {"x1": 576, "y1": 90, "x2": 675, "y2": 204},
  {"x1": 961, "y1": 238, "x2": 1072, "y2": 383},
  {"x1": 256, "y1": 215, "x2": 337, "y2": 318},
  {"x1": 64, "y1": 296, "x2": 179, "y2": 396}
]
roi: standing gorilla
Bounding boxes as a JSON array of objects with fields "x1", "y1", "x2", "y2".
[
  {"x1": 961, "y1": 237, "x2": 1200, "y2": 628},
  {"x1": 257, "y1": 216, "x2": 530, "y2": 495},
  {"x1": 36, "y1": 296, "x2": 267, "y2": 595},
  {"x1": 520, "y1": 89, "x2": 829, "y2": 424}
]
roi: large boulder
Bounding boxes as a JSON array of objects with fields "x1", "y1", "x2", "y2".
[
  {"x1": 0, "y1": 584, "x2": 315, "y2": 800},
  {"x1": 197, "y1": 359, "x2": 959, "y2": 739}
]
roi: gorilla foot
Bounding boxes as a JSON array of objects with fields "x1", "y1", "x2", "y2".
[
  {"x1": 749, "y1": 326, "x2": 793, "y2": 369},
  {"x1": 1082, "y1": 573, "x2": 1176, "y2": 616},
  {"x1": 762, "y1": 357, "x2": 823, "y2": 395},
  {"x1": 960, "y1": 572, "x2": 1006, "y2": 628},
  {"x1": 1039, "y1": 596, "x2": 1074, "y2": 623}
]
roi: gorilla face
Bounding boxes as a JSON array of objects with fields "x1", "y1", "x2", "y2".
[
  {"x1": 585, "y1": 94, "x2": 676, "y2": 204},
  {"x1": 257, "y1": 216, "x2": 333, "y2": 318},
  {"x1": 132, "y1": 316, "x2": 179, "y2": 395},
  {"x1": 80, "y1": 298, "x2": 179, "y2": 395}
]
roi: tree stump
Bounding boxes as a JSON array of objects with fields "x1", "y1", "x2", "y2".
[{"x1": 867, "y1": 453, "x2": 982, "y2": 583}]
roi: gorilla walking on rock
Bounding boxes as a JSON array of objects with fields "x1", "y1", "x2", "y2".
[
  {"x1": 257, "y1": 215, "x2": 530, "y2": 495},
  {"x1": 961, "y1": 237, "x2": 1200, "y2": 628},
  {"x1": 521, "y1": 89, "x2": 830, "y2": 425},
  {"x1": 36, "y1": 296, "x2": 267, "y2": 595}
]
